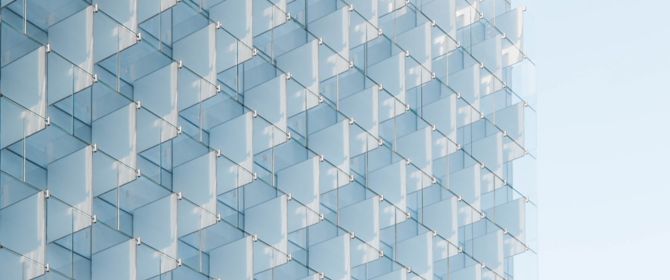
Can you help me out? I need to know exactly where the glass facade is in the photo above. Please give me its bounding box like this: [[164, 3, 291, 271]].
[[0, 0, 536, 279]]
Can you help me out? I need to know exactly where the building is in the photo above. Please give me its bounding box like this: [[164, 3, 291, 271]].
[[0, 0, 537, 279]]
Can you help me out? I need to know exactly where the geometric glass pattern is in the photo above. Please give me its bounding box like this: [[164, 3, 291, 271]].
[[0, 0, 537, 279]]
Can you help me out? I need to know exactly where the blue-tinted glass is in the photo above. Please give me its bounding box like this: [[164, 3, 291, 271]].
[[0, 0, 536, 279]]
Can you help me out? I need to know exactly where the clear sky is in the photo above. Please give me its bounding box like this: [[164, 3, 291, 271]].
[[529, 0, 670, 279]]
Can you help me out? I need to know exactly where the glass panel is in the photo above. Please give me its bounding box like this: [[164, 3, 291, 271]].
[[0, 192, 45, 278], [48, 6, 93, 90], [1, 98, 47, 150], [211, 111, 254, 192], [91, 103, 137, 168], [132, 193, 178, 268], [309, 120, 350, 187], [368, 160, 407, 215], [47, 146, 93, 227], [137, 0, 177, 23], [277, 40, 319, 94], [471, 231, 503, 275], [370, 269, 407, 280], [450, 164, 482, 210], [423, 196, 459, 244], [134, 62, 178, 128], [173, 151, 216, 213], [244, 74, 288, 133], [451, 263, 482, 280], [96, 0, 137, 32], [278, 156, 320, 231], [368, 53, 405, 101], [310, 7, 350, 59], [396, 126, 433, 176], [209, 236, 253, 280], [339, 197, 381, 263], [93, 10, 137, 62], [244, 195, 288, 257], [423, 93, 458, 139], [396, 22, 432, 69], [253, 0, 286, 36], [173, 23, 216, 82], [91, 239, 136, 280], [340, 86, 380, 142], [0, 46, 46, 118], [396, 232, 433, 279], [309, 234, 351, 280]]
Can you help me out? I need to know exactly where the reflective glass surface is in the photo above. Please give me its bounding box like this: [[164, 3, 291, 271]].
[[0, 0, 536, 279]]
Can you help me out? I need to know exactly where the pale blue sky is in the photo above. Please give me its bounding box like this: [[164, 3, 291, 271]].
[[530, 0, 670, 279]]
